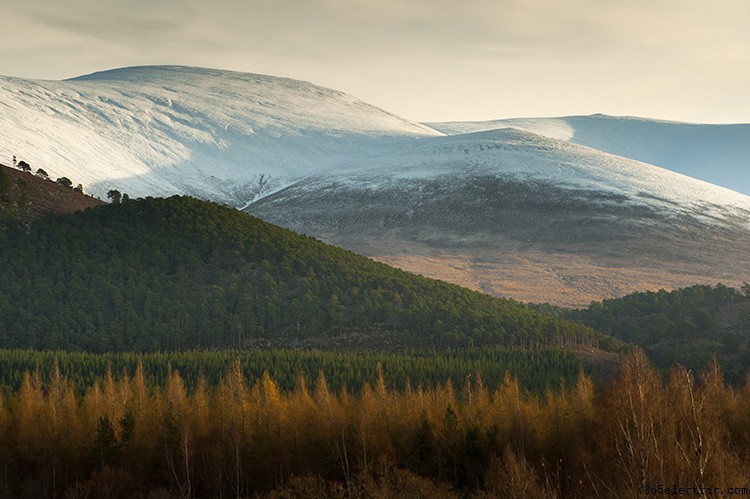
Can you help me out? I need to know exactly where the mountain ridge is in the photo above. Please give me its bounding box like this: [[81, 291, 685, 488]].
[[0, 65, 439, 205]]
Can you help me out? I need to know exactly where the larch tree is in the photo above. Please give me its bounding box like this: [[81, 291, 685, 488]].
[[599, 349, 668, 498], [15, 370, 47, 464]]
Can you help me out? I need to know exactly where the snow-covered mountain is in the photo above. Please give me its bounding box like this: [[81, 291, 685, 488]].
[[247, 128, 750, 306], [1, 66, 749, 305], [425, 114, 750, 195], [0, 65, 439, 204]]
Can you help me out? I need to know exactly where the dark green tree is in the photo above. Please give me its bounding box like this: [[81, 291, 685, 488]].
[[93, 416, 121, 466], [107, 190, 122, 204]]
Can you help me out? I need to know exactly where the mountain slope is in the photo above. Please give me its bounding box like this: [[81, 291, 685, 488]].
[[3, 66, 749, 306], [425, 114, 750, 195], [246, 129, 750, 306], [0, 65, 439, 204], [0, 195, 609, 351], [0, 163, 104, 222]]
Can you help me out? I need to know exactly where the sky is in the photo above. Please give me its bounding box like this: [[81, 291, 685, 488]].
[[2, 0, 749, 124]]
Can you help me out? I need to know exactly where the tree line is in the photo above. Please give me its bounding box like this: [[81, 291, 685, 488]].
[[0, 347, 599, 397], [0, 350, 747, 497], [7, 156, 82, 192]]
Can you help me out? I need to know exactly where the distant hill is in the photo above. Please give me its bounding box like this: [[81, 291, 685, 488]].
[[0, 163, 103, 222], [565, 284, 750, 382], [424, 114, 750, 196], [0, 65, 438, 204], [0, 195, 615, 352], [247, 129, 750, 307]]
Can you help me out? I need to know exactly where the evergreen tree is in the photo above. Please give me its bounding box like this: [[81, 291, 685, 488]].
[[107, 189, 122, 204]]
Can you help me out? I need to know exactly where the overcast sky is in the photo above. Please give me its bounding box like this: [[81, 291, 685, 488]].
[[2, 0, 749, 123]]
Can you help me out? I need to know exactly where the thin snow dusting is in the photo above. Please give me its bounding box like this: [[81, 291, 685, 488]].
[[299, 129, 750, 226], [425, 118, 575, 142], [425, 114, 750, 196]]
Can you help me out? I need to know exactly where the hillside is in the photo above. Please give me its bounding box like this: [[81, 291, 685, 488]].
[[247, 129, 750, 307], [0, 163, 103, 222], [0, 66, 439, 204], [0, 195, 612, 352], [425, 114, 750, 195], [3, 66, 750, 306], [565, 284, 750, 382]]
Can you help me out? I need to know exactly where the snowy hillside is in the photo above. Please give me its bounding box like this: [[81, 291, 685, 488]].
[[248, 128, 750, 306], [2, 65, 749, 304], [425, 114, 750, 195], [293, 128, 750, 227], [0, 65, 439, 203], [2, 66, 746, 219]]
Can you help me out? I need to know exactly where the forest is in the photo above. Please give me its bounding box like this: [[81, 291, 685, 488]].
[[565, 285, 750, 382], [0, 350, 748, 498], [2, 171, 750, 497], [0, 195, 614, 352]]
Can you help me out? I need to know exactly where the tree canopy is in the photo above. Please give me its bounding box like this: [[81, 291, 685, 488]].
[[0, 195, 614, 352], [566, 284, 750, 381]]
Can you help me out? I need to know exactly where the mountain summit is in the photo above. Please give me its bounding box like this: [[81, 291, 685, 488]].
[[0, 65, 438, 204]]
